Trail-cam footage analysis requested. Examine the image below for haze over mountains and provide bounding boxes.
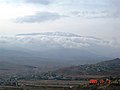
[0,32,120,69]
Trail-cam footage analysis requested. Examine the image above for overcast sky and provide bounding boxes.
[0,0,120,41]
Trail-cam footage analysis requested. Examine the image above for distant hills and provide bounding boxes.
[0,61,36,76]
[55,58,120,78]
[0,58,119,78]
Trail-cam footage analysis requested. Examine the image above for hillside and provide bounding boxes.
[0,61,36,76]
[55,58,120,77]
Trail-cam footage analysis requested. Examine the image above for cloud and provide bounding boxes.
[71,10,109,19]
[70,0,120,19]
[15,12,67,23]
[0,0,53,5]
[24,0,52,5]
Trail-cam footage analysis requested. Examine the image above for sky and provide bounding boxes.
[0,0,120,42]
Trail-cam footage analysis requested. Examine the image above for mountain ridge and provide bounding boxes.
[0,32,119,71]
[16,32,81,37]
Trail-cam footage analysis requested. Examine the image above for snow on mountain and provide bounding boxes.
[0,32,114,48]
[0,32,119,59]
[16,32,81,37]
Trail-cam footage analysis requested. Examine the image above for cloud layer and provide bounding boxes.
[25,0,52,5]
[15,12,67,23]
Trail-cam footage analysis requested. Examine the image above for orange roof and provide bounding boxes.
[89,79,98,84]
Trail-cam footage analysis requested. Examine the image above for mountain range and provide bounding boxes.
[0,32,120,70]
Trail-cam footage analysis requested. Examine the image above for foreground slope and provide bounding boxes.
[55,58,120,77]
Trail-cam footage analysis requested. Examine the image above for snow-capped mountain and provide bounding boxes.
[0,32,119,69]
[0,32,116,48]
